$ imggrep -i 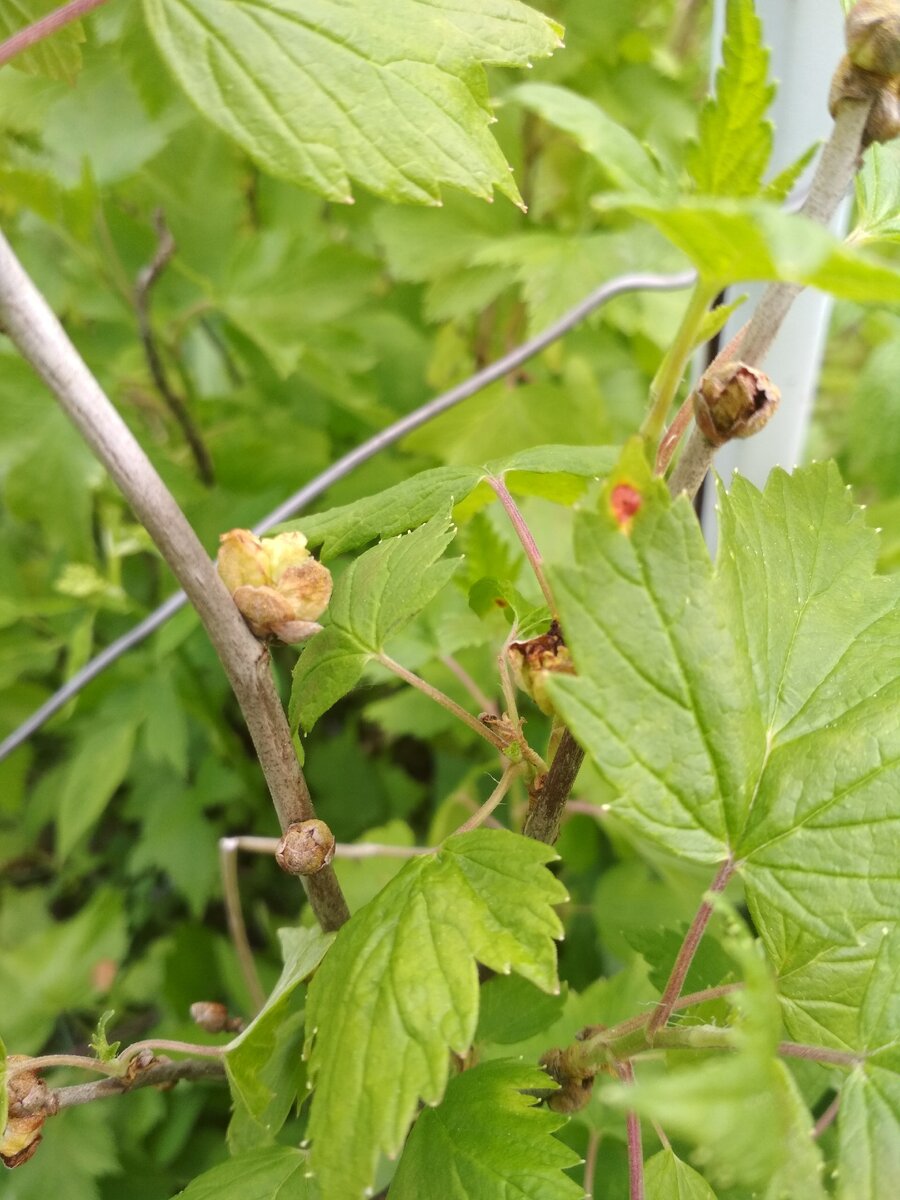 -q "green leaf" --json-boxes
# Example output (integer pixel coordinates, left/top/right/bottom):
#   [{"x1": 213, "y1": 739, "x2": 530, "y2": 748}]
[
  {"x1": 853, "y1": 141, "x2": 900, "y2": 246},
  {"x1": 289, "y1": 513, "x2": 460, "y2": 731},
  {"x1": 176, "y1": 1147, "x2": 311, "y2": 1199},
  {"x1": 686, "y1": 0, "x2": 774, "y2": 197},
  {"x1": 693, "y1": 294, "x2": 747, "y2": 350},
  {"x1": 225, "y1": 926, "x2": 333, "y2": 1153},
  {"x1": 281, "y1": 445, "x2": 616, "y2": 561},
  {"x1": 548, "y1": 462, "x2": 900, "y2": 1055},
  {"x1": 595, "y1": 196, "x2": 900, "y2": 297},
  {"x1": 837, "y1": 1066, "x2": 900, "y2": 1200},
  {"x1": 511, "y1": 81, "x2": 663, "y2": 193},
  {"x1": 57, "y1": 721, "x2": 138, "y2": 859},
  {"x1": 0, "y1": 0, "x2": 84, "y2": 83},
  {"x1": 389, "y1": 1059, "x2": 583, "y2": 1199},
  {"x1": 89, "y1": 1010, "x2": 120, "y2": 1062},
  {"x1": 304, "y1": 828, "x2": 565, "y2": 1198},
  {"x1": 644, "y1": 1149, "x2": 717, "y2": 1199},
  {"x1": 476, "y1": 973, "x2": 567, "y2": 1045},
  {"x1": 142, "y1": 0, "x2": 562, "y2": 206}
]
